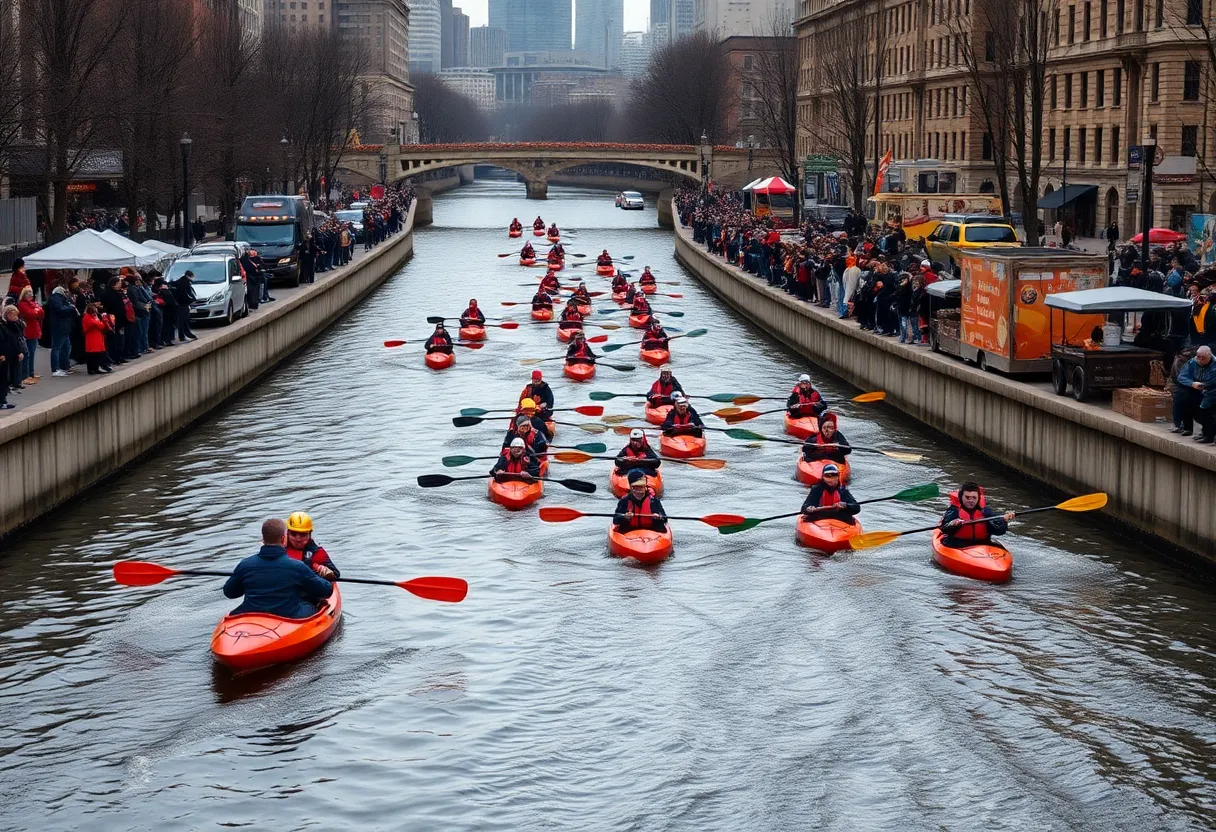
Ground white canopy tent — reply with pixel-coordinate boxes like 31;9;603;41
1044;287;1194;313
139;239;189;258
23;229;156;271
96;230;170;269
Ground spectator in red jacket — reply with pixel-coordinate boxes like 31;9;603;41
6;259;29;301
82;303;111;375
17;286;43;384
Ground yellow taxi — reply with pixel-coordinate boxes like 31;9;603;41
925;215;1020;273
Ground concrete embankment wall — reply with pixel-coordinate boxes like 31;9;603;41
0;202;417;541
674;219;1216;564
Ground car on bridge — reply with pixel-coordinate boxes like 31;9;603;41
616;191;645;210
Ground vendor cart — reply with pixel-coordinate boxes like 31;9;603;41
1045;287;1193;401
926;279;961;356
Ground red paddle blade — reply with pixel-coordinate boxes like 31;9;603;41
538;506;584;522
384;339;407;348
588;334;608;343
113;561;177;586
723;411;762;423
701;513;748;528
499;321;520;329
399;576;469;603
667;293;684;298
574;405;605;416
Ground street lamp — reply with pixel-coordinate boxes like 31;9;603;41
280;136;290;194
748;133;755;171
179;132;192;247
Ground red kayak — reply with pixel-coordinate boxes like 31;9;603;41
607;526;673;565
556;324;579;342
609;467;663;497
640;348;670;367
509;229;523;238
612;291;628;305
576;303;592;317
628;313;650;329
784;413;819;439
425;351;454;370
644;403;672;425
596;264;616;276
795;456;851;486
564;361;596;381
660;433;706;458
548;260;564;271
641;283;657;294
459;324;486;341
488;477;544;510
520;257;536;266
531;307;554;321
795;517;861;553
547;234;561;243
211;586;342;671
931;530;1013;582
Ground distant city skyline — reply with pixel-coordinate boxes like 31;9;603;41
460;0;649;31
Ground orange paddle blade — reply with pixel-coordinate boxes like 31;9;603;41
684;458;726;469
852;391;886;403
113;561;177;586
384;339;407;348
732;395;761;404
1057;492;1108;512
712;407;743;417
398;576;468;603
539;506;584;522
723;411;762;424
553;451;592;462
700;513;748;527
573;405;605;416
613;426;632;435
499;321;520;329
667;293;684;298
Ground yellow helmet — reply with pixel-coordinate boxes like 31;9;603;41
520;397;537;410
287;511;313;533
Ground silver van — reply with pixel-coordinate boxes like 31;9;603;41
164;254;248;326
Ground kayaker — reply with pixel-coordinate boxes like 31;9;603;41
540;270;561;294
531;289;554;311
566;330;597;365
597;249;613;267
641;318;669;351
533;216;545;230
648;368;685;406
631;292;652;316
223;518;333;620
547;251;563;267
502;413;549;456
550;241;565;258
801;412;851;463
623;283;639;304
491;437;541;481
939;482;1016;549
801;464;861;522
459;299;485;326
510;218;523;232
425;322;453;354
611;273;629;292
661;393;704;436
548;222;560;237
521;241;536;259
615;428;661;472
571;282;592;304
285;511;340;579
516;397;553;439
787;374;828;417
559;298;585;330
639;267;657;287
519;370;555;418
613;469;668;531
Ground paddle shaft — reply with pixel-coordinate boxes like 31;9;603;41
150;568;440;589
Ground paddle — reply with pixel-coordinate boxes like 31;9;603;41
848;492;1109;550
459;405;604;417
598;308;685;317
722;392;888;423
591;391;753;404
602;328;709;353
426;316;520;329
550;451;726;469
538;506;745;527
440;441;607;466
718;484;941;535
451;415;607;433
720;428;923;462
518;355;636;372
417;473;597;493
383;340;485;350
112;561;468;602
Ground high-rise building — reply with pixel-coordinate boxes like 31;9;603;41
575;0;623;69
469;25;509;66
265;0;334;30
336;0;414;143
670;0;693;39
650;0;668;27
488;0;572;53
439;68;497;108
409;0;443;72
441;0;470;67
694;0;790;37
619;30;650;77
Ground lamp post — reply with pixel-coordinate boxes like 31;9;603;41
747;134;755;172
179;132;192;247
280;136;290;194
1061;138;1069;236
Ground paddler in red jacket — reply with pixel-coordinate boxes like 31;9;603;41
939;482;1015;548
510;218;523;232
491;437;541;480
641;317;669;351
631;292;652;316
611;273;629;292
613;469;668;531
787;373;827;417
521;241;536;259
639;267;657;287
459;298;485;326
531;289;554;311
559;297;585;330
565;329;597;364
285;512;340;579
547;222;560;237
571;282;592;304
516;397;553;439
597;249;613;267
648;368;685;406
801;412;850;463
800;464;860;522
533;216;545;230
623;282;639;304
540;270;561;294
661;393;703;436
614;428;661;473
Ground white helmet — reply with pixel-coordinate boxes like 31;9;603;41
629;428;644;439
798;373;811;383
510;437;525;449
672;392;687;403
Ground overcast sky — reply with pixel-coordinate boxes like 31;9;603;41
459;0;652;33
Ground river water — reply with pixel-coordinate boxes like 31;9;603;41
0;181;1212;831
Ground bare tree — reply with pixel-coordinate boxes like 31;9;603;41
413;72;491;143
0;5;34;183
626;30;730;145
749;12;801;220
502;100;618;141
813;4;874;209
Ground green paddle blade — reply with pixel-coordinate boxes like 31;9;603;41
725;428;768;441
665;310;685;317
589;391;616;401
683;328;708;337
572;442;607;453
718;518;763;535
893;483;940;501
707;393;744;402
601;343;625;352
441;455;478;467
459;407;490;417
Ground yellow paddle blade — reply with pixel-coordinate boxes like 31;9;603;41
553;451;592;463
1057;492;1108;512
852;391;887;403
685;458;726;469
519;358;545;366
601;414;638;424
879;450;924;462
848;530;902;550
712;407;743;417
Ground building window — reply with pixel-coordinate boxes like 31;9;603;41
1054;8;1061;42
1155;0;1164;25
1184;61;1201;100
1101;0;1108;34
1114;66;1122;105
1065;73;1073;107
982;132;993;159
1116;0;1125;31
984;31;995;60
1049;127;1057;158
1150;123;1158;140
1151;63;1159;101
1188;0;1202;24
1182;125;1199;156
1084;1;1092;38
1068;5;1076;42
1051;75;1058;107
961;131;966;159
1097;69;1105;106
1079;127;1087;162
1112;126;1120;163
1095;126;1103;160
1081;72;1089;107
743;54;754;70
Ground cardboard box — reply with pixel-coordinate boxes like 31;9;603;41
1112;387;1172;422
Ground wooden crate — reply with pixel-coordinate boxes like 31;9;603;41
1112;387;1172;422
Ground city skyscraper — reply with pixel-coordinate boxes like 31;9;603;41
469;25;508;66
488;0;572;53
574;0;623;69
649;0;668;27
409;0;443;72
440;0;470;67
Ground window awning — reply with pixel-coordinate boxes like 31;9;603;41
1037;184;1098;210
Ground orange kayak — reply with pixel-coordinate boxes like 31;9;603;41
211;585;342;671
660;433;706;458
640;348;670;366
564;361;596;381
795;456;851;486
533;228;545;236
531;306;553;321
520;257;536;266
612;291;628;304
784;412;819;439
607;526;673;565
628;313;650;329
547;234;561;243
459;324;486;341
609;467;663;497
596;264;616;276
931;530;1013;582
557;324;579;342
425;351;454;370
795;516;861;553
548;260;564;271
488;477;544;510
641;283;657;294
509;229;523;237
644;403;672;425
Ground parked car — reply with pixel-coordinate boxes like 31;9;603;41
165;254;247;326
334;210;365;243
616;191;645;210
925;214;1020;274
191;241;252;258
349;201;369;210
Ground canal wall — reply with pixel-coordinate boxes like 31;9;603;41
0;202;417;541
673;216;1216;564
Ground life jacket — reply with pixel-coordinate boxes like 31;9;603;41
814;485;842;507
668;408;694;426
572;290;591;303
532;293;553;307
548;225;559;234
501;453;530;474
522;246;535;257
568;341;593;359
540;276;560;292
509;426;541;451
427;331;452;349
287;539;326;568
461;305;483;322
640;271;656;285
560;307;583;323
519;383;549;406
948;489;990;542
791;384;821;407
650;378;676;397
534;219;545;229
632;296;651;314
622;491;655;529
612;276;628;290
621;440;652;458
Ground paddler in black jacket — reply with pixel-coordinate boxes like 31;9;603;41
641;317;670;351
566;330;597;364
801;412;851;463
787;373;828;417
519;370;555;418
516;397;553;439
424;322;453;354
801;464;861;522
614;428;661;473
613;469;668;531
491;437;541;481
502;414;549;456
660;393;703;436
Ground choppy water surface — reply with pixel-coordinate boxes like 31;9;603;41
0;181;1212;831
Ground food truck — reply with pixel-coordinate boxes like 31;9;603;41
867;193;1003;240
929;247;1108;373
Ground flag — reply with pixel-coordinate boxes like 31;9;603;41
874;150;893;196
